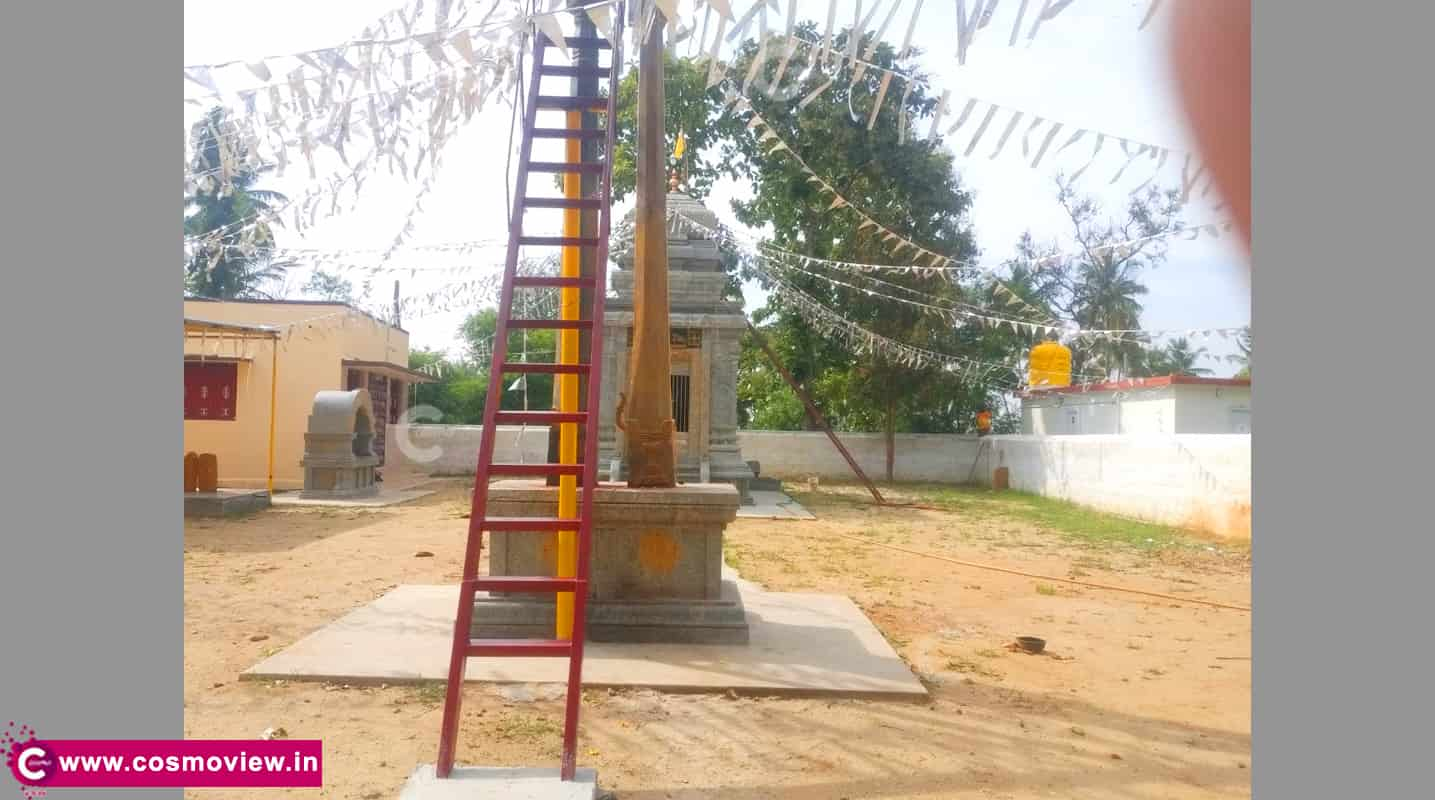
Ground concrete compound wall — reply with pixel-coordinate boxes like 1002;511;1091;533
385;425;1251;538
386;425;551;476
973;435;1251;539
737;431;987;483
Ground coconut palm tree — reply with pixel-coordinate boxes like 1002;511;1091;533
184;106;291;298
1070;254;1149;378
1149;337;1214;376
1025;176;1183;380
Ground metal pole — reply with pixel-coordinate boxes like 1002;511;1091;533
555;18;589;638
267;337;278;495
745;321;885;505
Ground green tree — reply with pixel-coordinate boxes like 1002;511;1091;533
184;106;293;298
1144;337;1213;377
303;270;357;303
409;348;487;424
721;24;1002;477
460;307;557;411
610;53;728;202
1017;177;1184;380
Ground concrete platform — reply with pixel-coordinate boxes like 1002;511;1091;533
270;487;435;508
399;765;596;800
735;490;815;520
243;571;926;701
184;489;271;518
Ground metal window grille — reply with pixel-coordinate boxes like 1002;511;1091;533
671;374;691;433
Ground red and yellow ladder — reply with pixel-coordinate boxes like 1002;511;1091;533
436;11;623;781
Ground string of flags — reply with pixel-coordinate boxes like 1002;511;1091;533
182;0;622;101
718;94;1239;319
717;51;1209;204
670;208;1246;346
727;98;1056;327
183;0;629;263
687;3;1209;201
754;267;1118;391
204;238;506;262
684;1;1162;71
756;274;1199;397
183;0;1195;284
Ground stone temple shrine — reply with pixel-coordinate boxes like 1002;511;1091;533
598;189;754;502
472;190;753;645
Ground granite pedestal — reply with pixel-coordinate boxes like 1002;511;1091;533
473;480;747;644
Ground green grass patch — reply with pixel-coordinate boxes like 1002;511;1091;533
897;484;1194;550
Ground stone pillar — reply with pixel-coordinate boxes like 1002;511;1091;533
710;330;741;451
597;320;628;477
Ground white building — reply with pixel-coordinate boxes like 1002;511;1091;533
1022;376;1251;435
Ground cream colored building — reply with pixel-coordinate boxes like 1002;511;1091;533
1021;376;1252;435
183;298;432;490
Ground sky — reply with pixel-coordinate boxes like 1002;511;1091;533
184;0;1250;375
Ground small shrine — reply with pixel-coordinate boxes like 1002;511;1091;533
597;189;755;502
300;389;380;498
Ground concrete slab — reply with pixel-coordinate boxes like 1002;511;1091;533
399;765;596;800
270;487;435;508
243;571;925;701
184;489;271;518
735;490;815;521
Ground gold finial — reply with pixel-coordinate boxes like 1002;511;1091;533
669;170;680;191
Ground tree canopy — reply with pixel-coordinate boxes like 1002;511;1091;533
184;106;293;299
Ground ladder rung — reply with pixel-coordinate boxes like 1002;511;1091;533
513;276;595;289
507;319;592;330
467;639;574;658
540;65;612;79
523;196;603;209
531;128;609;141
473;576;583;593
481;517;582;531
542;35;612;51
529;162;606;175
494;410;588;424
501;362;589;375
535;96;609;112
489;463;585;477
518;235;602;247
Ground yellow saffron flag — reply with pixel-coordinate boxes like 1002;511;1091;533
673;131;687;160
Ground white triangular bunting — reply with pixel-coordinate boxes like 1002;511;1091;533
962;104;1000;158
184;66;220;95
535;10;568;59
586;5;614;42
450;30;479;64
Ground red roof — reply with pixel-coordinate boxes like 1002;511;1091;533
1023;375;1251;397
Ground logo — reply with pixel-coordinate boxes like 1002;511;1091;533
3;723;50;798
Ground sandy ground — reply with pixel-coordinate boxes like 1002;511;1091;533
184;479;1250;799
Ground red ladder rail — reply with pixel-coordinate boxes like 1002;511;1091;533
435;8;624;782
